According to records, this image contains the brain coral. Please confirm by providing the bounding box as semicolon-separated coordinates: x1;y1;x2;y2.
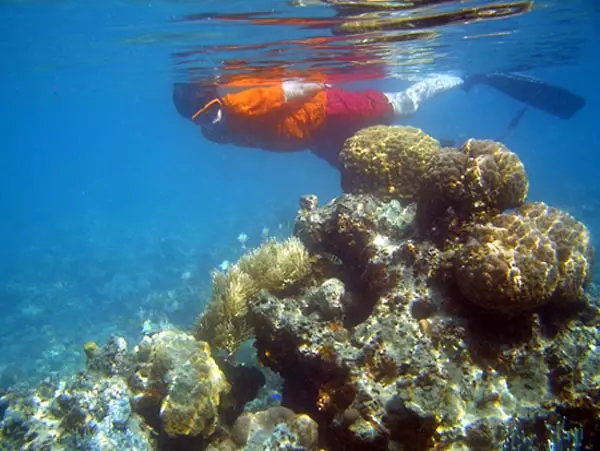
454;202;593;313
519;202;594;301
461;139;529;213
416;148;470;229
339;125;440;199
418;139;528;227
455;213;559;312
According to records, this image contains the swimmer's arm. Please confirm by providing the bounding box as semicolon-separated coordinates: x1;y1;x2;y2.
220;80;329;118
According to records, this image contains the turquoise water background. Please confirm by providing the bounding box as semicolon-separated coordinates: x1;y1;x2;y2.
0;0;598;387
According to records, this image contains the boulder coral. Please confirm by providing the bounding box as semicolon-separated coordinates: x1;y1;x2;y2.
130;330;230;438
460;138;529;214
339;125;440;199
206;406;319;450
338;125;591;313
418;139;528;223
518;202;594;301
454;208;560;312
454;202;594;313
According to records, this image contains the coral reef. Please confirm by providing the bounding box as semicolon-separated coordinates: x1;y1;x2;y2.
247;192;598;450
0;338;155;450
193;236;312;353
2;125;597;451
188;126;595;450
0;332;311;450
334;125;591;315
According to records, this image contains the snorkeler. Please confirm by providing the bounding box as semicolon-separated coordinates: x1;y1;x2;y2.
172;73;586;167
173;74;464;166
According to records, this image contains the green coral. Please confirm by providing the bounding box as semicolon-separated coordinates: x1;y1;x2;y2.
193;237;312;353
339;125;440;200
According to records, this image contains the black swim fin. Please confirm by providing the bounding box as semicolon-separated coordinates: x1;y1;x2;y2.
439;105;528;148
463;73;586;120
497;106;528;142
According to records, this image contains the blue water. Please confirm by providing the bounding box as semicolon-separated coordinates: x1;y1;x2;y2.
0;0;598;387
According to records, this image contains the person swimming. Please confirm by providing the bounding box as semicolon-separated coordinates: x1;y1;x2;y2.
173;74;466;166
172;72;585;167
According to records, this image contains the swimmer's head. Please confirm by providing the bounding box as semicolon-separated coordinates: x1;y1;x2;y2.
172;82;220;120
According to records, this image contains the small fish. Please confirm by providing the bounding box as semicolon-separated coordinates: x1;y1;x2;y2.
141;319;153;335
270;391;282;403
322;252;343;265
261;227;270;239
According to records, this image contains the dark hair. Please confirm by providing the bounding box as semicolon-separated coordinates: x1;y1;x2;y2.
172;82;220;120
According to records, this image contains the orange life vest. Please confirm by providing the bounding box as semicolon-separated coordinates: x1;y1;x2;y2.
194;82;328;152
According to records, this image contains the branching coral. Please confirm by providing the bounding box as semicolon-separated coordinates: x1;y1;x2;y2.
503;415;584;451
193;237;312;353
